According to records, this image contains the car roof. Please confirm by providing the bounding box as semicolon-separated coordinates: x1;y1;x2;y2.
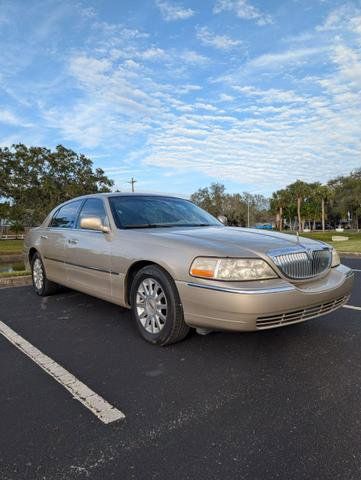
72;192;187;200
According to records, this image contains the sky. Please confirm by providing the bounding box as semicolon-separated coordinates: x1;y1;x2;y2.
0;0;360;196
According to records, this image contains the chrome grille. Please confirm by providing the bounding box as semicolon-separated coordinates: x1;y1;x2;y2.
257;295;349;329
268;246;331;280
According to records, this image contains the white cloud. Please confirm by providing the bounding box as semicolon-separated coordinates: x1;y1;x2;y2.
212;44;331;87
232;86;305;104
180;50;209;64
140;47;169;61
317;4;360;32
196;26;242;50
69;56;111;83
0;109;33;128
331;45;361;88
213;0;272;26
248;46;328;69
219;93;234;102
155;0;195;21
194;102;219;111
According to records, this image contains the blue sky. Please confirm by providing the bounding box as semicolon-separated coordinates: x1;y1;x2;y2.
0;0;360;195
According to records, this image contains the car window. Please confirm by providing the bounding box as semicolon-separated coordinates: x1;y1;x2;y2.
108;196;220;229
49;200;83;229
77;198;109;229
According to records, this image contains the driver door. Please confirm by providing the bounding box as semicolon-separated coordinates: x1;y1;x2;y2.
65;197;112;300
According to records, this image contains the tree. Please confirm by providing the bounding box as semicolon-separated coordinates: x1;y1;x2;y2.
191;183;270;226
190;183;226;217
270;189;290;231
222;193;247;225
0;144;114;227
288;180;311;231
313;184;332;231
329;170;361;230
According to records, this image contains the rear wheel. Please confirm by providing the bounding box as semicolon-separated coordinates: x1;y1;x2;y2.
31;253;59;296
130;265;189;345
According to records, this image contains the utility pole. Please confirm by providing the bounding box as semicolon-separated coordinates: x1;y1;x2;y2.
247;200;250;228
128;177;137;192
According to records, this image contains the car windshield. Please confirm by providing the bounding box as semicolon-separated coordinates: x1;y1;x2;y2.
108;196;221;229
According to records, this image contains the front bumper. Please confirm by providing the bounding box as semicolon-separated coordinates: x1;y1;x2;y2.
176;265;354;331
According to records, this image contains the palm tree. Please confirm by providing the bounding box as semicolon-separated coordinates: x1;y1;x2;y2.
271;189;287;231
288;180;311;232
317;184;332;231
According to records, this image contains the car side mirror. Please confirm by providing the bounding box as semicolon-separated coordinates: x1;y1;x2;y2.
217;215;228;225
80;217;110;233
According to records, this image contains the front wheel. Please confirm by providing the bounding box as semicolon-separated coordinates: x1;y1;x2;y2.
31;253;59;296
130;265;190;345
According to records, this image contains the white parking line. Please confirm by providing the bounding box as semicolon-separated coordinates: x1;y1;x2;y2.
0;321;125;424
343;305;361;311
352;269;361;272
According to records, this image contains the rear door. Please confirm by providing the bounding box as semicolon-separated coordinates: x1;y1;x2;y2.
65;198;112;300
40;200;83;284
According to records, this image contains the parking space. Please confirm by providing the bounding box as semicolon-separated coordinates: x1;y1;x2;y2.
342;257;361;307
1;258;361;479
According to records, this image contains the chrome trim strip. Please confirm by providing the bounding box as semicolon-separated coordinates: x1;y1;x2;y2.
44;256;119;276
186;282;295;295
44;256;64;265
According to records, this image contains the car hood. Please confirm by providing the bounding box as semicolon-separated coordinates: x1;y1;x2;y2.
147;226;327;257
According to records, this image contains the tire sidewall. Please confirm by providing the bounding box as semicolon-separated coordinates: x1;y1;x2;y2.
131;267;179;345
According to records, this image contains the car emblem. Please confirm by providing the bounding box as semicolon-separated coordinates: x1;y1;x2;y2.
306;249;313;260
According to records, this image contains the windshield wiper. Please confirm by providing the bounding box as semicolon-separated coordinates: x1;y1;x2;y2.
123;223;214;229
184;223;213;227
122;224;180;229
123;224;164;229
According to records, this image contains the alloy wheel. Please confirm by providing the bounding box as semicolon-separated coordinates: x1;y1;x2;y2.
33;258;44;290
136;277;168;334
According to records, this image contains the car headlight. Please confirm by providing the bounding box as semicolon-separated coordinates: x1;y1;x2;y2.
331;248;340;267
190;257;278;281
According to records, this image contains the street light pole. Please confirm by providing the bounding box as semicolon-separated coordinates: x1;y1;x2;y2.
247;200;250;228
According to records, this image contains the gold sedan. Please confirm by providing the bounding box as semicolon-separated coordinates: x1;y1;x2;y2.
24;193;354;345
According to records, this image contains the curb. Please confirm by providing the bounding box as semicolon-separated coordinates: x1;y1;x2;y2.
339;252;361;257
0;275;32;288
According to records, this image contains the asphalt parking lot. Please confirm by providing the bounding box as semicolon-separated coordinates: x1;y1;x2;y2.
1;257;361;480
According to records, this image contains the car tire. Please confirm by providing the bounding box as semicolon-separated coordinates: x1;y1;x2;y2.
130;265;190;346
31;253;59;296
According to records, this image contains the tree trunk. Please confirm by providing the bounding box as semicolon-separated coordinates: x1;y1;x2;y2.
321;198;325;231
297;196;302;231
279;206;283;231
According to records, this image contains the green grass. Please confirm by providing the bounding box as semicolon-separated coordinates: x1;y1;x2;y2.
284;231;361;253
0;270;30;278
0;239;24;255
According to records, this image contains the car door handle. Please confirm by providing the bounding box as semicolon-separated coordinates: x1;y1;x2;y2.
40;235;48;239
68;239;79;245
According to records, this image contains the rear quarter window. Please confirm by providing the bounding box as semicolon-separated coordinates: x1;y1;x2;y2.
49;200;83;228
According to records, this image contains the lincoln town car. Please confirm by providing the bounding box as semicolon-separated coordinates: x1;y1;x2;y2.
24;193;354;345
